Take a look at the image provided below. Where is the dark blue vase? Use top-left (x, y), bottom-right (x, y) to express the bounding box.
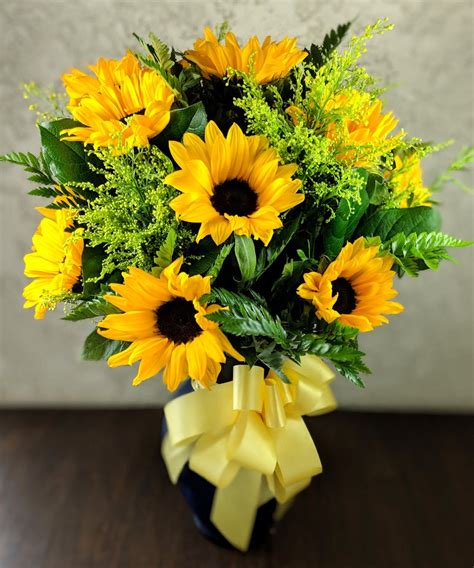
top-left (161, 380), bottom-right (277, 551)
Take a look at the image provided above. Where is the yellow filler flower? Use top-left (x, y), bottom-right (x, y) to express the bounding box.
top-left (386, 154), bottom-right (432, 207)
top-left (165, 121), bottom-right (304, 246)
top-left (297, 237), bottom-right (403, 332)
top-left (325, 90), bottom-right (401, 167)
top-left (61, 52), bottom-right (174, 149)
top-left (97, 258), bottom-right (243, 390)
top-left (23, 208), bottom-right (84, 319)
top-left (184, 27), bottom-right (307, 84)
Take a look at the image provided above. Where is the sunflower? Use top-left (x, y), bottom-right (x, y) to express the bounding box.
top-left (165, 121), bottom-right (304, 246)
top-left (325, 90), bottom-right (401, 167)
top-left (386, 154), bottom-right (432, 207)
top-left (184, 27), bottom-right (307, 84)
top-left (97, 258), bottom-right (243, 390)
top-left (61, 52), bottom-right (174, 149)
top-left (23, 208), bottom-right (84, 319)
top-left (297, 238), bottom-right (403, 332)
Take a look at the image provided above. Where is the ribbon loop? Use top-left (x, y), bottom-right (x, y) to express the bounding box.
top-left (164, 382), bottom-right (235, 446)
top-left (263, 381), bottom-right (288, 428)
top-left (227, 411), bottom-right (277, 475)
top-left (233, 365), bottom-right (265, 411)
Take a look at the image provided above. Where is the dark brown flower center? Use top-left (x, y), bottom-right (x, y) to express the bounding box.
top-left (332, 277), bottom-right (357, 314)
top-left (210, 179), bottom-right (258, 216)
top-left (155, 298), bottom-right (202, 344)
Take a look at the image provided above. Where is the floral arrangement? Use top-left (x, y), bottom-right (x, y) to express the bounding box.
top-left (3, 20), bottom-right (472, 551)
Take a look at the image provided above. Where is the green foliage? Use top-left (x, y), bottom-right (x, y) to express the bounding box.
top-left (28, 186), bottom-right (58, 198)
top-left (254, 214), bottom-right (302, 280)
top-left (39, 119), bottom-right (100, 184)
top-left (152, 229), bottom-right (177, 276)
top-left (365, 171), bottom-right (389, 205)
top-left (0, 150), bottom-right (56, 187)
top-left (22, 81), bottom-right (68, 122)
top-left (203, 288), bottom-right (288, 347)
top-left (77, 145), bottom-right (194, 279)
top-left (380, 231), bottom-right (473, 276)
top-left (215, 21), bottom-right (231, 42)
top-left (187, 239), bottom-right (234, 280)
top-left (271, 257), bottom-right (314, 297)
top-left (308, 19), bottom-right (394, 118)
top-left (135, 32), bottom-right (174, 72)
top-left (63, 298), bottom-right (122, 321)
top-left (430, 146), bottom-right (474, 193)
top-left (234, 235), bottom-right (257, 285)
top-left (133, 32), bottom-right (200, 104)
top-left (151, 103), bottom-right (208, 152)
top-left (322, 184), bottom-right (369, 258)
top-left (256, 347), bottom-right (288, 382)
top-left (203, 287), bottom-right (370, 386)
top-left (206, 243), bottom-right (234, 280)
top-left (306, 21), bottom-right (352, 70)
top-left (293, 333), bottom-right (369, 387)
top-left (82, 329), bottom-right (129, 361)
top-left (187, 238), bottom-right (221, 275)
top-left (81, 246), bottom-right (108, 296)
top-left (0, 147), bottom-right (84, 206)
top-left (354, 206), bottom-right (441, 241)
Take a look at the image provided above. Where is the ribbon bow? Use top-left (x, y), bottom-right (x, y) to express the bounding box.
top-left (162, 355), bottom-right (337, 551)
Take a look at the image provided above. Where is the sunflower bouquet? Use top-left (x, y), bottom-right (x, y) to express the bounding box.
top-left (3, 20), bottom-right (472, 550)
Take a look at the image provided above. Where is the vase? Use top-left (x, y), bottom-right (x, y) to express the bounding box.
top-left (161, 356), bottom-right (337, 552)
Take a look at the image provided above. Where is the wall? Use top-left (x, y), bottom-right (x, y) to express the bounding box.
top-left (0, 0), bottom-right (472, 410)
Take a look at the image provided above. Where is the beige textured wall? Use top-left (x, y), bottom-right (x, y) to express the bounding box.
top-left (0, 0), bottom-right (472, 410)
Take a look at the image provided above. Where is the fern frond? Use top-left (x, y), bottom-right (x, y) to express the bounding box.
top-left (382, 231), bottom-right (472, 276)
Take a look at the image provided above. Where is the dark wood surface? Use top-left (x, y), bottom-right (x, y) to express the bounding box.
top-left (0, 410), bottom-right (472, 568)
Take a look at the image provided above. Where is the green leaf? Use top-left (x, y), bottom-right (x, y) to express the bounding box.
top-left (39, 119), bottom-right (98, 184)
top-left (152, 228), bottom-right (177, 276)
top-left (82, 329), bottom-right (129, 361)
top-left (28, 186), bottom-right (58, 198)
top-left (365, 172), bottom-right (388, 205)
top-left (63, 298), bottom-right (122, 321)
top-left (0, 150), bottom-right (56, 186)
top-left (206, 243), bottom-right (234, 280)
top-left (133, 32), bottom-right (194, 104)
top-left (296, 334), bottom-right (369, 387)
top-left (152, 102), bottom-right (207, 151)
top-left (187, 238), bottom-right (221, 276)
top-left (354, 206), bottom-right (441, 241)
top-left (81, 246), bottom-right (106, 297)
top-left (255, 214), bottom-right (301, 280)
top-left (271, 258), bottom-right (312, 296)
top-left (307, 21), bottom-right (352, 70)
top-left (323, 186), bottom-right (370, 258)
top-left (234, 235), bottom-right (257, 284)
top-left (133, 32), bottom-right (174, 72)
top-left (256, 347), bottom-right (289, 383)
top-left (204, 288), bottom-right (288, 346)
top-left (381, 231), bottom-right (473, 276)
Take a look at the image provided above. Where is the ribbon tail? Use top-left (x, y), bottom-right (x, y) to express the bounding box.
top-left (274, 498), bottom-right (295, 521)
top-left (189, 427), bottom-right (240, 488)
top-left (161, 433), bottom-right (191, 484)
top-left (271, 414), bottom-right (322, 496)
top-left (211, 468), bottom-right (262, 552)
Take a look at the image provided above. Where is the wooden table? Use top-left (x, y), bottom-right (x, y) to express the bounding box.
top-left (0, 410), bottom-right (472, 567)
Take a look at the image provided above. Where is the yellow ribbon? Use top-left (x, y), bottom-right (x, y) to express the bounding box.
top-left (161, 355), bottom-right (337, 551)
